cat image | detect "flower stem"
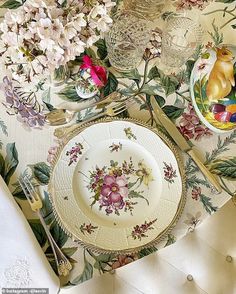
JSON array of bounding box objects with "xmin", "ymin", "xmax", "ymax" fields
[
  {"xmin": 220, "ymin": 177, "xmax": 234, "ymax": 197},
  {"xmin": 220, "ymin": 16, "xmax": 236, "ymax": 29}
]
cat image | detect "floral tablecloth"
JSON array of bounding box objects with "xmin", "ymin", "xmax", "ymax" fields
[{"xmin": 0, "ymin": 0, "xmax": 236, "ymax": 287}]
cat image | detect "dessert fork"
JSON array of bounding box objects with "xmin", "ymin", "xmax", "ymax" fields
[
  {"xmin": 54, "ymin": 100, "xmax": 135, "ymax": 139},
  {"xmin": 18, "ymin": 175, "xmax": 72, "ymax": 276}
]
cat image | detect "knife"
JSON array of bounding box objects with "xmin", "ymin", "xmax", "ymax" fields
[{"xmin": 150, "ymin": 96, "xmax": 222, "ymax": 193}]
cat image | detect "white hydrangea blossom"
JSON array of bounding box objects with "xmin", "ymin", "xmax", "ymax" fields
[{"xmin": 0, "ymin": 0, "xmax": 116, "ymax": 82}]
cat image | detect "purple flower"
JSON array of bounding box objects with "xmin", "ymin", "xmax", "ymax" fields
[
  {"xmin": 100, "ymin": 175, "xmax": 128, "ymax": 208},
  {"xmin": 1, "ymin": 76, "xmax": 46, "ymax": 129},
  {"xmin": 66, "ymin": 143, "xmax": 84, "ymax": 166}
]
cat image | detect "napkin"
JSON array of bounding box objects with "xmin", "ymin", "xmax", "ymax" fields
[{"xmin": 0, "ymin": 176, "xmax": 60, "ymax": 291}]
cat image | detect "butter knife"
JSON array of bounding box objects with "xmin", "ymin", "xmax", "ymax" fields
[{"xmin": 150, "ymin": 96, "xmax": 222, "ymax": 193}]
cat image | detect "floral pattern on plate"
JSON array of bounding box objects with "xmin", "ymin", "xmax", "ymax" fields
[
  {"xmin": 80, "ymin": 223, "xmax": 98, "ymax": 235},
  {"xmin": 124, "ymin": 127, "xmax": 137, "ymax": 140},
  {"xmin": 83, "ymin": 158, "xmax": 153, "ymax": 216},
  {"xmin": 66, "ymin": 143, "xmax": 84, "ymax": 166},
  {"xmin": 109, "ymin": 142, "xmax": 123, "ymax": 153},
  {"xmin": 163, "ymin": 162, "xmax": 177, "ymax": 185},
  {"xmin": 131, "ymin": 219, "xmax": 157, "ymax": 241}
]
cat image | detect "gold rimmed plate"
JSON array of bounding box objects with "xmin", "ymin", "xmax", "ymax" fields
[{"xmin": 48, "ymin": 118, "xmax": 186, "ymax": 254}]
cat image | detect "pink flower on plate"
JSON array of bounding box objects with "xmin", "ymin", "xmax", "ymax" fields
[{"xmin": 100, "ymin": 175, "xmax": 128, "ymax": 208}]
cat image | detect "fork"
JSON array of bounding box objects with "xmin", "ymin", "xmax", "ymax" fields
[
  {"xmin": 18, "ymin": 175, "xmax": 72, "ymax": 276},
  {"xmin": 54, "ymin": 99, "xmax": 135, "ymax": 139},
  {"xmin": 45, "ymin": 91, "xmax": 122, "ymax": 126}
]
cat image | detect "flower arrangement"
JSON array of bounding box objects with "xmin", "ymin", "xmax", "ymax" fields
[
  {"xmin": 0, "ymin": 0, "xmax": 116, "ymax": 83},
  {"xmin": 82, "ymin": 158, "xmax": 153, "ymax": 216}
]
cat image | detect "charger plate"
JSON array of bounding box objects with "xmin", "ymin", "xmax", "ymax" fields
[{"xmin": 49, "ymin": 118, "xmax": 186, "ymax": 254}]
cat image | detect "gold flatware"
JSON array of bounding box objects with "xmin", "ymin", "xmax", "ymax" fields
[
  {"xmin": 45, "ymin": 92, "xmax": 122, "ymax": 126},
  {"xmin": 150, "ymin": 96, "xmax": 222, "ymax": 193},
  {"xmin": 18, "ymin": 175, "xmax": 72, "ymax": 276},
  {"xmin": 54, "ymin": 100, "xmax": 135, "ymax": 139}
]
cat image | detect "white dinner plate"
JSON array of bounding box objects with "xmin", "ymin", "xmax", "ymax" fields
[{"xmin": 49, "ymin": 118, "xmax": 186, "ymax": 253}]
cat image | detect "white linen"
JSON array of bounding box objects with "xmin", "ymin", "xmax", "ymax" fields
[{"xmin": 0, "ymin": 175, "xmax": 60, "ymax": 291}]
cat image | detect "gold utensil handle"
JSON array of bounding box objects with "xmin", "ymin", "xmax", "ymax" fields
[
  {"xmin": 54, "ymin": 112, "xmax": 105, "ymax": 139},
  {"xmin": 38, "ymin": 212, "xmax": 72, "ymax": 276},
  {"xmin": 187, "ymin": 149, "xmax": 222, "ymax": 193}
]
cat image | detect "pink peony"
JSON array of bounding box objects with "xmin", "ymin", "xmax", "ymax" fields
[{"xmin": 100, "ymin": 175, "xmax": 128, "ymax": 208}]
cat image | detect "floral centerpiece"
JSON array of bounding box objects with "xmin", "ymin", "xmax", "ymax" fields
[{"xmin": 0, "ymin": 0, "xmax": 116, "ymax": 83}]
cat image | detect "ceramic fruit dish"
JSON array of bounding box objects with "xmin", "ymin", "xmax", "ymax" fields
[
  {"xmin": 48, "ymin": 118, "xmax": 186, "ymax": 254},
  {"xmin": 190, "ymin": 44, "xmax": 236, "ymax": 133}
]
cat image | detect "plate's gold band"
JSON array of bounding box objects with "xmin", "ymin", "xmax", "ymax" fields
[{"xmin": 48, "ymin": 117, "xmax": 187, "ymax": 254}]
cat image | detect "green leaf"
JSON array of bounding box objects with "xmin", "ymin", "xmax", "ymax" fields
[
  {"xmin": 12, "ymin": 184, "xmax": 27, "ymax": 200},
  {"xmin": 53, "ymin": 66, "xmax": 68, "ymax": 82},
  {"xmin": 58, "ymin": 85, "xmax": 82, "ymax": 102},
  {"xmin": 138, "ymin": 247, "xmax": 157, "ymax": 258},
  {"xmin": 95, "ymin": 39, "xmax": 108, "ymax": 60},
  {"xmin": 153, "ymin": 95, "xmax": 166, "ymax": 108},
  {"xmin": 4, "ymin": 143, "xmax": 19, "ymax": 185},
  {"xmin": 200, "ymin": 194, "xmax": 217, "ymax": 214},
  {"xmin": 41, "ymin": 191, "xmax": 54, "ymax": 225},
  {"xmin": 209, "ymin": 158, "xmax": 236, "ymax": 179},
  {"xmin": 141, "ymin": 84, "xmax": 160, "ymax": 95},
  {"xmin": 93, "ymin": 253, "xmax": 116, "ymax": 270},
  {"xmin": 43, "ymin": 102, "xmax": 55, "ymax": 112},
  {"xmin": 50, "ymin": 221, "xmax": 68, "ymax": 248},
  {"xmin": 208, "ymin": 20, "xmax": 223, "ymax": 46},
  {"xmin": 121, "ymin": 69, "xmax": 142, "ymax": 83},
  {"xmin": 119, "ymin": 82, "xmax": 137, "ymax": 96},
  {"xmin": 165, "ymin": 234, "xmax": 176, "ymax": 247},
  {"xmin": 0, "ymin": 153, "xmax": 5, "ymax": 178},
  {"xmin": 42, "ymin": 88, "xmax": 51, "ymax": 104},
  {"xmin": 0, "ymin": 0, "xmax": 22, "ymax": 9},
  {"xmin": 0, "ymin": 120, "xmax": 8, "ymax": 136},
  {"xmin": 103, "ymin": 72, "xmax": 118, "ymax": 97},
  {"xmin": 85, "ymin": 48, "xmax": 97, "ymax": 59},
  {"xmin": 162, "ymin": 105, "xmax": 184, "ymax": 120},
  {"xmin": 129, "ymin": 190, "xmax": 149, "ymax": 205},
  {"xmin": 201, "ymin": 52, "xmax": 210, "ymax": 59},
  {"xmin": 148, "ymin": 67, "xmax": 179, "ymax": 96},
  {"xmin": 148, "ymin": 66, "xmax": 160, "ymax": 80},
  {"xmin": 95, "ymin": 253, "xmax": 115, "ymax": 262},
  {"xmin": 141, "ymin": 94, "xmax": 166, "ymax": 112},
  {"xmin": 28, "ymin": 219, "xmax": 47, "ymax": 247},
  {"xmin": 70, "ymin": 250, "xmax": 93, "ymax": 285},
  {"xmin": 31, "ymin": 162, "xmax": 50, "ymax": 185},
  {"xmin": 160, "ymin": 74, "xmax": 180, "ymax": 96},
  {"xmin": 185, "ymin": 60, "xmax": 195, "ymax": 82},
  {"xmin": 62, "ymin": 247, "xmax": 78, "ymax": 257}
]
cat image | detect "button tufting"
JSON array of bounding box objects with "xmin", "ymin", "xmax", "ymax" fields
[
  {"xmin": 226, "ymin": 255, "xmax": 233, "ymax": 263},
  {"xmin": 187, "ymin": 274, "xmax": 193, "ymax": 281}
]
